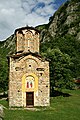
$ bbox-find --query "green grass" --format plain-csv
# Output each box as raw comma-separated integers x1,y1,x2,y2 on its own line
0,89,80,120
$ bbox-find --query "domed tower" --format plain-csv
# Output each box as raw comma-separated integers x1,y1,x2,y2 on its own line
15,26,40,53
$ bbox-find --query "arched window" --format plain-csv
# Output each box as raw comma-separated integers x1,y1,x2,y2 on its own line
26,76,34,89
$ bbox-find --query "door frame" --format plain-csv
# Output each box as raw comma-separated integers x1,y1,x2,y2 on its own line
26,92,34,107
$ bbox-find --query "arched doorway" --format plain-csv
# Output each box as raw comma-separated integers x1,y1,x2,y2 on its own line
26,75,34,107
22,73,38,107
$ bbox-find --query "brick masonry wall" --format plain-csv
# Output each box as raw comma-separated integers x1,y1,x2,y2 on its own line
16,29,39,53
9,55,50,107
9,27,50,107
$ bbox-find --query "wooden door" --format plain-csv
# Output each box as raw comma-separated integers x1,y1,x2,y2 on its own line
26,92,34,107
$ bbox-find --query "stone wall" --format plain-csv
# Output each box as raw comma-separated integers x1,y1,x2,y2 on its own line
16,29,39,53
9,55,50,107
9,27,50,107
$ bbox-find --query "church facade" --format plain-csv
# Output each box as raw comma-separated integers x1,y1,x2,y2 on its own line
9,26,50,107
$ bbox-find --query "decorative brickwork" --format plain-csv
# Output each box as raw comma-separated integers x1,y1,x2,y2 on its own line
16,27,39,53
9,27,50,107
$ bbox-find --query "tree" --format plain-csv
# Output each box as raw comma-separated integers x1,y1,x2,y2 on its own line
41,48,74,92
0,54,8,94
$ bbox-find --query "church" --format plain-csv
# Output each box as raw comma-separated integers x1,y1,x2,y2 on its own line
9,26,50,107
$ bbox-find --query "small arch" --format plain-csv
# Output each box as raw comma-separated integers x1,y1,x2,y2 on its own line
26,58,39,65
35,31,38,35
18,30,23,35
22,73,38,92
21,56,40,66
25,30,34,36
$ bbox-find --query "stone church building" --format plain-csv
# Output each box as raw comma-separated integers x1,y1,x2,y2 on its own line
9,26,50,107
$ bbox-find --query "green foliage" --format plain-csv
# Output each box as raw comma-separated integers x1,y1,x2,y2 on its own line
41,48,74,90
71,0,80,3
0,35,16,93
0,90,80,120
40,33,80,90
35,24,48,31
0,0,80,92
0,54,8,93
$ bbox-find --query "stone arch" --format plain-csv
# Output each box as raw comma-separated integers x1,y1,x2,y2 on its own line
21,55,40,66
22,73,38,92
25,58,39,65
22,73,38,107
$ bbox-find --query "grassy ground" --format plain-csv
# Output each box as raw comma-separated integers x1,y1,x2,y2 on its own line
0,89,80,120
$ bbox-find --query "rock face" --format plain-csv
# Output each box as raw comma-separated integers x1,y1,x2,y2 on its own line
0,0,80,53
9,27,50,107
40,0,80,42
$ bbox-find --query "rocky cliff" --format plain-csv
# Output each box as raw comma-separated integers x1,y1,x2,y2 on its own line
0,0,80,91
38,0,80,43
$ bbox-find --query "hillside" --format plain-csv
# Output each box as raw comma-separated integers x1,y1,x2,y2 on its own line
37,0,80,40
0,35,16,92
38,0,80,78
0,0,80,92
